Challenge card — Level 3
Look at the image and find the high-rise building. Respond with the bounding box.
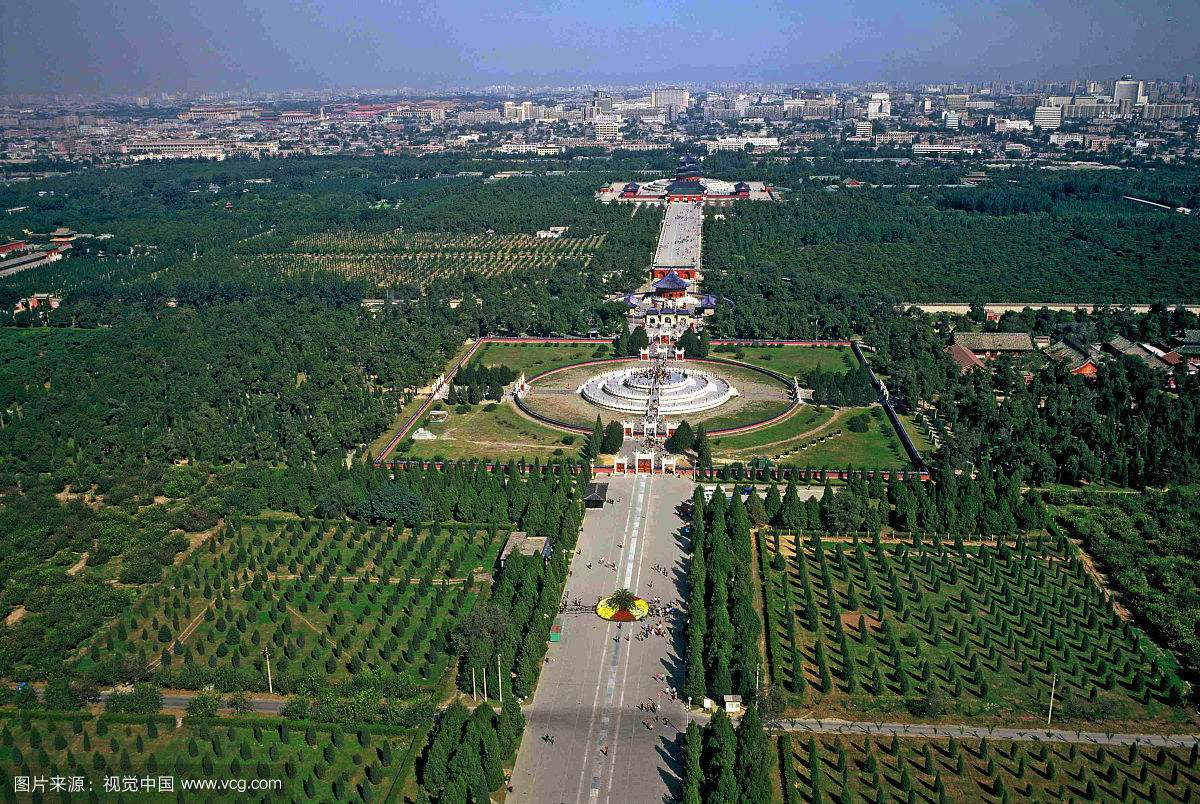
[867,92,891,119]
[593,114,622,142]
[651,87,689,110]
[943,110,961,130]
[855,120,874,138]
[1113,75,1146,108]
[1034,105,1063,130]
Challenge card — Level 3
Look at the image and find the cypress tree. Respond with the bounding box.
[735,706,774,804]
[681,723,703,804]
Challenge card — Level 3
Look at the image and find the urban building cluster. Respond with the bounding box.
[2,74,1199,174]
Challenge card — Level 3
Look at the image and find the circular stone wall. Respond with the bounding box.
[579,365,737,415]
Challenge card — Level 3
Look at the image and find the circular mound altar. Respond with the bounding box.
[596,595,650,622]
[578,365,738,415]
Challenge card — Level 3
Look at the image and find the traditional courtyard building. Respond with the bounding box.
[598,154,774,204]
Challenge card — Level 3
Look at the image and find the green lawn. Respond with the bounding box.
[711,406,837,454]
[781,416,907,468]
[896,413,934,457]
[713,406,910,468]
[712,345,856,379]
[472,341,611,377]
[405,400,577,461]
[372,340,600,460]
[368,338,478,458]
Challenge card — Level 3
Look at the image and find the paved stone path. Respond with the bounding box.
[508,474,694,804]
[776,718,1200,747]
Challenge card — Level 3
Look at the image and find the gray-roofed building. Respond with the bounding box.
[1103,335,1173,373]
[1043,339,1102,376]
[952,331,1036,357]
[1174,330,1200,359]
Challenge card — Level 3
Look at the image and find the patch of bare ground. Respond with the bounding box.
[4,606,27,626]
[1072,538,1132,621]
[55,485,103,510]
[840,610,881,632]
[175,521,223,566]
[67,552,89,576]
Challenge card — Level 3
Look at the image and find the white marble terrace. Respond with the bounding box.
[578,365,737,415]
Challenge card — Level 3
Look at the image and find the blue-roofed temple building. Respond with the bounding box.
[653,271,690,300]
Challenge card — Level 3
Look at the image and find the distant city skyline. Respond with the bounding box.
[2,0,1199,95]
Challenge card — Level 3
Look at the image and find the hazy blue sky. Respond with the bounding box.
[3,0,1199,93]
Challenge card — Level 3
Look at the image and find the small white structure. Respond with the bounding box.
[723,695,743,714]
[412,428,437,441]
[514,373,531,398]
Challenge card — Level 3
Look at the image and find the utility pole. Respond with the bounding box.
[263,647,273,695]
[472,667,477,702]
[1047,673,1057,726]
[497,654,503,703]
[483,671,488,702]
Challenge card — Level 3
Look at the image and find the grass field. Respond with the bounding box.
[472,341,610,377]
[777,732,1200,804]
[759,530,1189,726]
[714,345,856,379]
[710,406,838,455]
[712,406,911,468]
[76,519,506,693]
[404,400,575,461]
[368,339,479,459]
[897,413,935,457]
[0,711,415,800]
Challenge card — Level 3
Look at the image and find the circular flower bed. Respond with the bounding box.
[595,594,650,622]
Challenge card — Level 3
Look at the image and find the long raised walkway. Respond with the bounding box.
[777,718,1200,747]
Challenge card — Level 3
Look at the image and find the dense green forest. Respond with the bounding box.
[702,267,954,406]
[703,173,1200,302]
[683,486,763,704]
[937,356,1200,487]
[0,155,665,679]
[1052,491,1200,681]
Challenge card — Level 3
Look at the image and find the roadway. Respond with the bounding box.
[508,473,695,804]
